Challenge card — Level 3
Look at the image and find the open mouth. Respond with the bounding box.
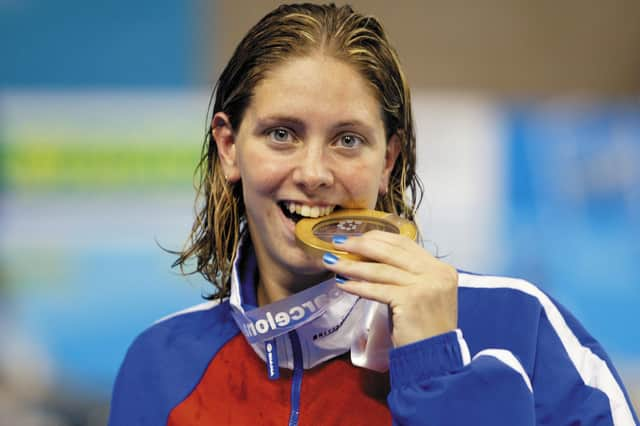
[278,201,338,223]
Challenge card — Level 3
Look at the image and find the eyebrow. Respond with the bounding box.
[256,115,305,129]
[332,120,373,131]
[257,115,375,133]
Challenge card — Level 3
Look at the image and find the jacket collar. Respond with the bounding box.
[228,235,391,372]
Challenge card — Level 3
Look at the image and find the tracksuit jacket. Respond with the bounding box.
[109,239,638,425]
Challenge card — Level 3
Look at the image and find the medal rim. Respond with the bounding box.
[295,209,417,261]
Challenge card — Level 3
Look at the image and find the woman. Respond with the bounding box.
[109,4,638,425]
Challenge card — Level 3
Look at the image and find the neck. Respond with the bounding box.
[255,264,332,306]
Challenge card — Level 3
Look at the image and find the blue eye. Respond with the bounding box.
[338,134,363,148]
[268,128,293,143]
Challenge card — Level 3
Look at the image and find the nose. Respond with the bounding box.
[292,144,334,191]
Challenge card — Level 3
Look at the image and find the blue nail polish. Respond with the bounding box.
[323,252,339,265]
[335,274,348,284]
[332,235,347,244]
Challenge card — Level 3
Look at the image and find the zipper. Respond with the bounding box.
[288,330,304,426]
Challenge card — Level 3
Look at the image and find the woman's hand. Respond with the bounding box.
[322,230,459,348]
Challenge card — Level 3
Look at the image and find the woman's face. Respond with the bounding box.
[215,54,399,289]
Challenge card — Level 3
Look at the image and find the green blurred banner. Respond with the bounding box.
[2,143,200,190]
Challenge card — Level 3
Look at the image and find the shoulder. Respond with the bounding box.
[458,270,546,300]
[130,298,237,354]
[120,298,239,378]
[456,271,577,376]
[457,271,549,321]
[456,271,585,324]
[456,272,546,357]
[457,271,590,343]
[457,271,588,345]
[109,299,240,425]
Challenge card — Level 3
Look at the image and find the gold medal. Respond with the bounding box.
[295,209,417,260]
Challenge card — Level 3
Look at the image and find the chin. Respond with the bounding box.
[279,244,327,276]
[288,248,324,273]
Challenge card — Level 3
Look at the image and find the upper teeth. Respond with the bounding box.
[286,202,335,218]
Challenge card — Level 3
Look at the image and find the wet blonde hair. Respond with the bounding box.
[175,3,423,299]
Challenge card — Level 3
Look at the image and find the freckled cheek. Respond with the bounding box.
[338,159,385,204]
[239,155,289,193]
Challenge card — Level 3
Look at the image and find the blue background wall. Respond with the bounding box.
[0,0,197,88]
[505,105,640,359]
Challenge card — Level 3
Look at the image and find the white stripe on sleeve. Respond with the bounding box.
[455,329,472,366]
[459,273,636,425]
[473,348,533,392]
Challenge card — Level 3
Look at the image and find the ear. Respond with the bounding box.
[212,112,241,183]
[379,133,401,195]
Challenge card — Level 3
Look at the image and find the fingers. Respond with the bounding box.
[322,251,413,286]
[332,230,435,273]
[324,230,460,347]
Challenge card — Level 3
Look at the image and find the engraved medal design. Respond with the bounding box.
[295,209,417,260]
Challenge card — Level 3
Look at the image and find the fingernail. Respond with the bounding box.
[323,252,339,265]
[335,274,348,284]
[332,235,347,244]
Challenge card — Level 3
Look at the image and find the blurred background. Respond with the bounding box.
[1,0,638,424]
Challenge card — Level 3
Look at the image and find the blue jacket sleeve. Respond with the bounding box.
[387,309,639,426]
[387,331,535,426]
[530,303,639,425]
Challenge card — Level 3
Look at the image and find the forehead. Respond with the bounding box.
[247,54,383,127]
